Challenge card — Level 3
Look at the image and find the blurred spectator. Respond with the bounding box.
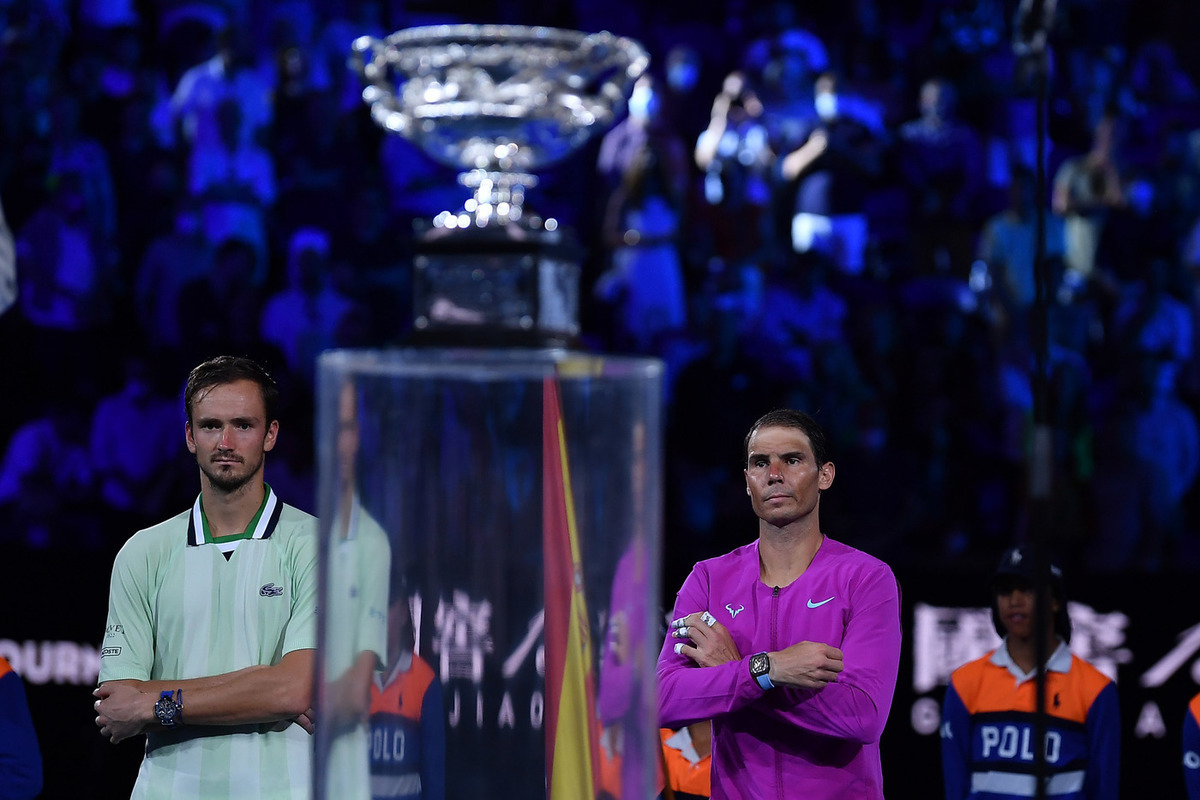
[168,25,273,153]
[330,181,413,343]
[1089,339,1200,573]
[178,236,265,364]
[15,170,118,365]
[745,5,828,113]
[899,77,984,276]
[779,71,884,276]
[975,167,1065,328]
[88,353,187,530]
[46,91,117,246]
[756,29,824,228]
[94,24,148,106]
[186,96,275,285]
[1052,110,1128,281]
[313,2,388,115]
[739,251,848,383]
[595,75,689,353]
[597,74,673,194]
[662,44,707,144]
[274,90,361,233]
[1110,255,1193,397]
[109,87,181,267]
[1127,39,1199,111]
[134,198,214,354]
[666,305,782,548]
[0,394,99,548]
[694,70,775,272]
[260,227,359,383]
[264,12,319,127]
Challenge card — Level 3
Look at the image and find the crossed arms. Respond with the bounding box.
[94,648,315,743]
[657,564,901,745]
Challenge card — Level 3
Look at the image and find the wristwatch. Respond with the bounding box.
[155,689,183,729]
[749,652,775,691]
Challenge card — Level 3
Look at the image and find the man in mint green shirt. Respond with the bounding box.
[95,355,318,799]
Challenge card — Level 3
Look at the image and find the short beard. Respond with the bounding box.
[198,456,262,494]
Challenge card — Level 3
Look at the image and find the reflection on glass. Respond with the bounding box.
[369,581,445,800]
[596,421,654,799]
[315,349,661,800]
[321,381,392,800]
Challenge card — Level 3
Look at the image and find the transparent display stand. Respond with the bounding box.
[313,348,664,800]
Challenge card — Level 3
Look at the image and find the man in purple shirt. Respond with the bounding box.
[658,409,902,799]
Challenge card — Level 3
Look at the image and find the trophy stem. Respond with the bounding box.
[450,169,540,228]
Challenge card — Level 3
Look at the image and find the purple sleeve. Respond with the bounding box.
[762,563,902,744]
[597,630,635,723]
[656,564,763,728]
[597,551,638,723]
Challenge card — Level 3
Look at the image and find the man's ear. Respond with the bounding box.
[818,461,835,491]
[185,421,196,454]
[263,419,279,452]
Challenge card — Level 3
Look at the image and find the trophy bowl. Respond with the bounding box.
[351,24,649,228]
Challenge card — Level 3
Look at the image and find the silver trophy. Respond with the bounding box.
[352,24,648,230]
[351,25,649,345]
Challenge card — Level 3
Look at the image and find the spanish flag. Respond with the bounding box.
[542,376,600,799]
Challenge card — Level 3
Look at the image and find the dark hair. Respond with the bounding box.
[990,545,1073,643]
[743,409,830,467]
[184,355,279,425]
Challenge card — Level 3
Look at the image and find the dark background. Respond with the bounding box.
[5,0,1200,797]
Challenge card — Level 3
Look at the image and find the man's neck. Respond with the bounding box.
[336,484,355,539]
[1005,634,1059,675]
[758,522,824,588]
[201,480,266,538]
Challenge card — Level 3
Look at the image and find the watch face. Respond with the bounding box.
[156,696,178,725]
[750,653,769,676]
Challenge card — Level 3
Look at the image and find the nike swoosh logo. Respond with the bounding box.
[807,597,835,608]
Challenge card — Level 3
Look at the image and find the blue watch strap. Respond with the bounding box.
[156,689,182,728]
[750,652,775,691]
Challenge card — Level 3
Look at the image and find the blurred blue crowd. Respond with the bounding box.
[2,0,1200,581]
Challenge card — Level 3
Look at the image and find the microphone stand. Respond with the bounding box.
[1013,1,1057,798]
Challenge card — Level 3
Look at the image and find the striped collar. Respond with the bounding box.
[187,485,282,548]
[991,638,1072,684]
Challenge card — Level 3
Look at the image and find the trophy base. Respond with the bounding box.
[410,225,583,349]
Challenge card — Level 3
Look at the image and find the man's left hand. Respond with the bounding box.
[94,683,152,744]
[670,611,742,667]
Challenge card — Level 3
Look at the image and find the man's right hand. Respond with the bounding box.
[769,641,844,689]
[94,683,153,744]
[670,611,742,667]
